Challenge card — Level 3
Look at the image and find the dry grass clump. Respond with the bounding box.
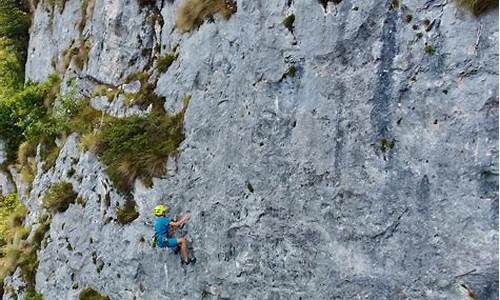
[78,0,96,33]
[79,132,102,153]
[74,40,92,70]
[156,53,177,73]
[456,0,498,15]
[79,288,110,300]
[175,0,236,33]
[61,39,92,71]
[17,141,37,185]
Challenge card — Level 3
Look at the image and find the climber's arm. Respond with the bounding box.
[169,219,182,228]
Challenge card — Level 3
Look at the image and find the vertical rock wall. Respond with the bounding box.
[2,0,498,299]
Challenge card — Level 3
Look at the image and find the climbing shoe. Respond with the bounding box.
[181,257,197,265]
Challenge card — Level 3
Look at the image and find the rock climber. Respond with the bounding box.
[153,204,196,265]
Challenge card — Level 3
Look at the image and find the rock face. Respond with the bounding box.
[4,0,498,299]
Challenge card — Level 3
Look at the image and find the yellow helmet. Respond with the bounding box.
[153,204,168,216]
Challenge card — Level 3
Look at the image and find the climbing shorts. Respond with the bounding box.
[166,238,179,248]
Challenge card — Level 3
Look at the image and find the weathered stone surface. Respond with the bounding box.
[5,0,498,299]
[122,80,141,94]
[0,171,14,196]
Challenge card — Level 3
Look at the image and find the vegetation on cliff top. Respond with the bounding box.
[456,0,498,15]
[175,0,236,32]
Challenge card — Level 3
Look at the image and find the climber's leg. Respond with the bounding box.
[177,237,189,262]
[169,223,176,237]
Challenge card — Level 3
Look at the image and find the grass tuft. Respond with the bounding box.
[379,138,395,153]
[424,45,435,55]
[116,200,139,224]
[42,182,77,213]
[175,0,236,33]
[78,0,96,33]
[79,132,102,153]
[96,111,186,194]
[40,141,61,172]
[156,53,177,73]
[283,14,295,32]
[456,0,498,15]
[74,40,92,70]
[79,288,110,300]
[286,65,297,78]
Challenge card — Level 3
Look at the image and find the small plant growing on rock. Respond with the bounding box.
[283,14,295,32]
[79,288,110,300]
[43,182,77,213]
[116,200,140,224]
[286,65,297,77]
[122,71,166,112]
[379,138,395,153]
[424,45,435,55]
[78,0,96,33]
[79,132,102,153]
[74,40,92,70]
[40,142,61,172]
[156,53,177,73]
[24,288,43,300]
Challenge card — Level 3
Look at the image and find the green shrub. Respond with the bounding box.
[0,0,31,165]
[0,41,25,99]
[79,132,102,153]
[0,199,49,300]
[42,182,77,213]
[79,288,110,300]
[0,193,25,246]
[456,0,498,15]
[0,83,46,163]
[175,0,236,32]
[69,105,107,135]
[97,111,185,193]
[117,200,139,224]
[0,75,62,166]
[0,0,30,53]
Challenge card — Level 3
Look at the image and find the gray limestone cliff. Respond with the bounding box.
[0,0,498,299]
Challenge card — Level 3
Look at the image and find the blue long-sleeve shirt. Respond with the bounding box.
[154,216,172,248]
